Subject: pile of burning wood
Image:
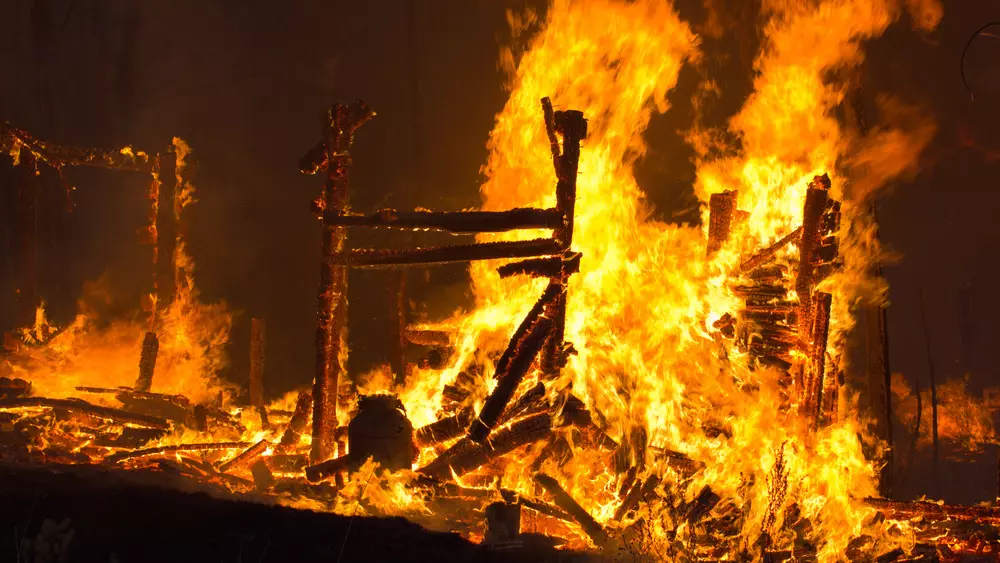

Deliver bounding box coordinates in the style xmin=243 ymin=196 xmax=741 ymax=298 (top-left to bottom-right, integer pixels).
xmin=1 ymin=103 xmax=999 ymax=562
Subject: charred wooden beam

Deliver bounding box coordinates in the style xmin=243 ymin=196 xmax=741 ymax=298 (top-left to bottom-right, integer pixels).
xmin=551 ymin=106 xmax=586 ymax=251
xmin=414 ymin=409 xmax=475 ymax=447
xmin=795 ymin=175 xmax=830 ymax=333
xmin=534 ymin=473 xmax=608 ymax=546
xmin=306 ymin=100 xmax=375 ymax=463
xmin=219 ymin=439 xmax=270 ymax=473
xmin=685 ymin=485 xmax=721 ymax=524
xmin=498 ymin=381 xmax=547 ymax=426
xmin=388 ymin=271 xmax=408 ymax=386
xmin=0 ymin=397 xmax=169 ymax=429
xmin=134 ymin=331 xmax=159 ymax=392
xmin=419 ymin=412 xmax=552 ymax=480
xmin=541 ymin=97 xmax=561 ymax=162
xmin=106 ymin=441 xmax=249 ymax=463
xmin=333 ymin=238 xmax=562 ymax=269
xmin=707 ymin=190 xmax=738 ymax=255
xmin=1 ymin=121 xmax=153 ymax=172
xmin=613 ymin=474 xmax=661 ymax=522
xmin=278 ymin=390 xmax=312 ymax=452
xmin=865 ymin=497 xmax=1000 ymax=523
xmin=248 ymin=318 xmax=268 ymax=427
xmin=304 ymin=453 xmax=351 ymax=482
xmin=468 ymin=281 xmax=560 ymax=443
xmin=496 ymin=252 xmax=581 ymax=280
xmin=740 ymin=227 xmax=802 ymax=272
xmin=802 ymin=292 xmax=832 ymax=426
xmin=403 ymin=329 xmax=450 ymax=347
xmin=323 ymin=207 xmax=562 ymax=233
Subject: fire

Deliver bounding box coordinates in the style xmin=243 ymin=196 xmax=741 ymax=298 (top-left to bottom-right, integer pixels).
xmin=397 ymin=0 xmax=941 ymax=556
xmin=892 ymin=373 xmax=999 ymax=455
xmin=1 ymin=0 xmax=968 ymax=559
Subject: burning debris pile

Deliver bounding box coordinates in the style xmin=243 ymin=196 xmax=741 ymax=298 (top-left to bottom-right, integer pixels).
xmin=2 ymin=0 xmax=999 ymax=561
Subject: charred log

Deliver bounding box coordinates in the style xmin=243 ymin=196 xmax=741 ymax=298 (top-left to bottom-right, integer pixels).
xmin=795 ymin=175 xmax=830 ymax=334
xmin=219 ymin=439 xmax=270 ymax=473
xmin=740 ymin=227 xmax=802 ymax=272
xmin=484 ymin=502 xmax=521 ymax=545
xmin=534 ymin=473 xmax=608 ymax=546
xmin=133 ymin=331 xmax=160 ymax=393
xmin=707 ymin=190 xmax=738 ymax=255
xmin=307 ymin=101 xmax=374 ymax=463
xmin=278 ymin=390 xmax=312 ymax=452
xmin=496 ymin=252 xmax=581 ymax=280
xmin=414 ymin=408 xmax=475 ymax=448
xmin=106 ymin=441 xmax=249 ymax=464
xmin=249 ymin=318 xmax=268 ymax=427
xmin=323 ymin=207 xmax=562 ymax=233
xmin=419 ymin=412 xmax=552 ymax=480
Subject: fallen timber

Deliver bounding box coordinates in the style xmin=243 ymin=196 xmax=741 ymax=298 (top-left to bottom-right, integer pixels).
xmin=332 ymin=238 xmax=563 ymax=268
xmin=0 ymin=397 xmax=170 ymax=430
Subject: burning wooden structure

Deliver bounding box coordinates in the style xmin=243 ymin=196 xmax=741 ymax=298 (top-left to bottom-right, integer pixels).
xmin=0 ymin=102 xmax=998 ymax=562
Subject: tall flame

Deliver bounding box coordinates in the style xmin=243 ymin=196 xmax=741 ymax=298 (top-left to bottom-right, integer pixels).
xmin=403 ymin=0 xmax=942 ymax=557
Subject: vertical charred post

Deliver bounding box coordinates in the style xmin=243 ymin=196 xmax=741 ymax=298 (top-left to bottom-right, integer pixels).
xmin=249 ymin=318 xmax=268 ymax=427
xmin=706 ymin=190 xmax=738 ymax=255
xmin=302 ymin=101 xmax=375 ymax=463
xmin=154 ymin=151 xmax=177 ymax=313
xmin=278 ymin=390 xmax=313 ymax=453
xmin=134 ymin=331 xmax=159 ymax=392
xmin=14 ymin=151 xmax=38 ymax=329
xmin=795 ymin=175 xmax=830 ymax=334
xmin=388 ymin=270 xmax=408 ymax=387
xmin=541 ymin=100 xmax=587 ymax=377
xmin=802 ymin=292 xmax=832 ymax=427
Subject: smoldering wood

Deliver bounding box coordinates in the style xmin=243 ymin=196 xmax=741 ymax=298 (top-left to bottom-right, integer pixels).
xmin=250 ymin=459 xmax=275 ymax=492
xmin=332 ymin=238 xmax=562 ymax=269
xmin=0 ymin=397 xmax=170 ymax=429
xmin=134 ymin=331 xmax=159 ymax=392
xmin=496 ymin=252 xmax=581 ymax=280
xmin=414 ymin=408 xmax=474 ymax=447
xmin=0 ymin=377 xmax=31 ymax=399
xmin=154 ymin=152 xmax=178 ymax=309
xmin=323 ymin=207 xmax=563 ymax=233
xmin=541 ymin=97 xmax=561 ymax=161
xmin=740 ymin=227 xmax=802 ymax=272
xmin=219 ymin=439 xmax=270 ymax=473
xmin=707 ymin=190 xmax=738 ymax=255
xmin=498 ymin=381 xmax=547 ymax=426
xmin=865 ymin=497 xmax=1000 ymax=523
xmin=304 ymin=453 xmax=351 ymax=482
xmin=614 ymin=474 xmax=660 ymax=522
xmin=249 ymin=318 xmax=268 ymax=427
xmin=794 ymin=175 xmax=830 ymax=334
xmin=388 ymin=270 xmax=408 ymax=386
xmin=552 ymin=108 xmax=586 ymax=250
xmin=403 ymin=329 xmax=450 ymax=347
xmin=278 ymin=390 xmax=312 ymax=452
xmin=685 ymin=485 xmax=722 ymax=524
xmin=0 ymin=121 xmax=153 ymax=172
xmin=468 ymin=309 xmax=555 ymax=443
xmin=533 ymin=473 xmax=608 ymax=546
xmin=105 ymin=441 xmax=249 ymax=463
xmin=802 ymin=292 xmax=832 ymax=426
xmin=307 ymin=101 xmax=375 ymax=464
xmin=419 ymin=412 xmax=553 ymax=480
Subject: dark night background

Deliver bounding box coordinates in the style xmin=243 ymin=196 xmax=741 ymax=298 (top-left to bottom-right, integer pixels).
xmin=1 ymin=1 xmax=999 ymax=504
